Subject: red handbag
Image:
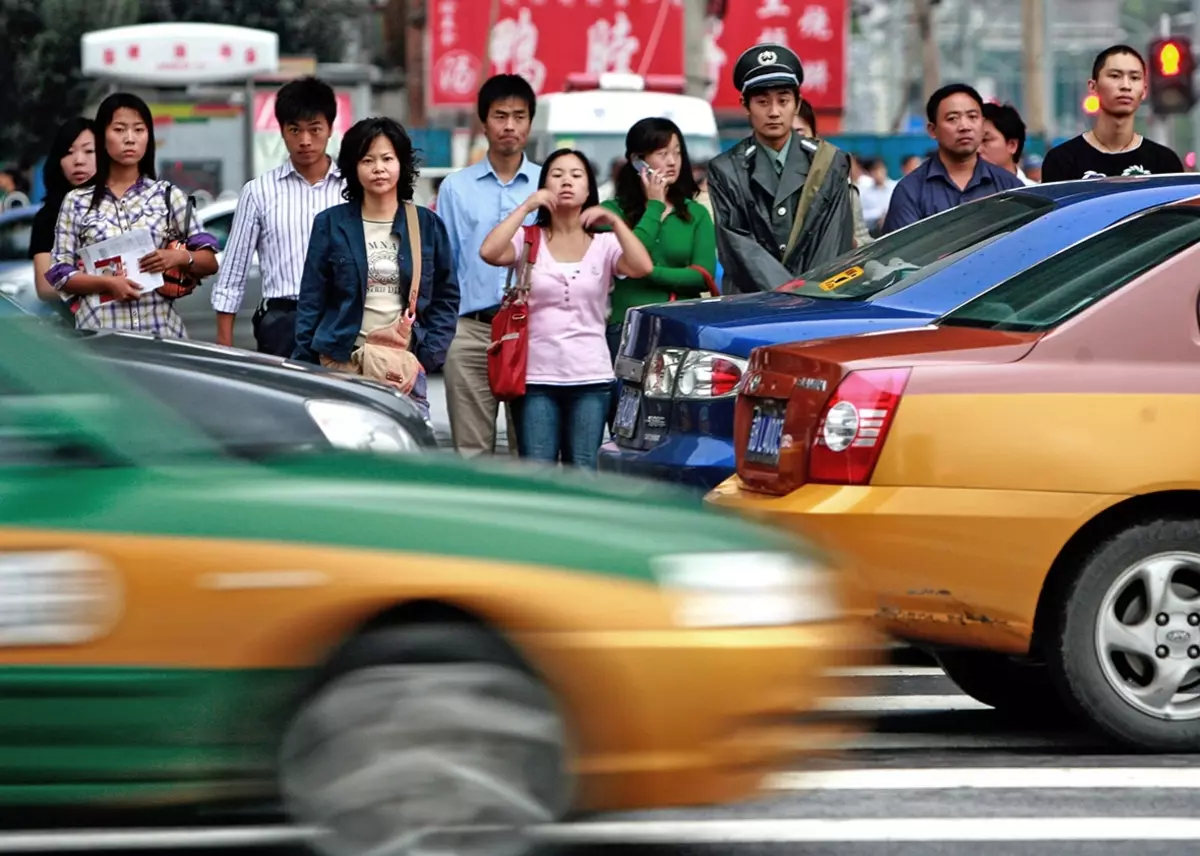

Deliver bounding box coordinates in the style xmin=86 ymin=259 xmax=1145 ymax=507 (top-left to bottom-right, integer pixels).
xmin=668 ymin=264 xmax=720 ymax=301
xmin=487 ymin=226 xmax=541 ymax=401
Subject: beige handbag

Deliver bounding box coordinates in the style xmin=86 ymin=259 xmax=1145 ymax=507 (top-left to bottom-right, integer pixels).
xmin=320 ymin=202 xmax=424 ymax=393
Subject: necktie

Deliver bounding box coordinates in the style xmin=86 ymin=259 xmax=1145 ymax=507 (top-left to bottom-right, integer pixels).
xmin=775 ymin=158 xmax=784 ymax=176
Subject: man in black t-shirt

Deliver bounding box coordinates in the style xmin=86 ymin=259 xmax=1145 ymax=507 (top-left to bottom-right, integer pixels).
xmin=1042 ymin=44 xmax=1183 ymax=182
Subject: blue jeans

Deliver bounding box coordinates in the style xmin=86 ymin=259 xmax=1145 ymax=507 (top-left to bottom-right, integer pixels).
xmin=513 ymin=382 xmax=614 ymax=469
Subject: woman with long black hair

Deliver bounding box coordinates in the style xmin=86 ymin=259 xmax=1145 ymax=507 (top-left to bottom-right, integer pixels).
xmin=599 ymin=117 xmax=716 ymax=360
xmin=47 ymin=92 xmax=219 ymax=336
xmin=29 ymin=117 xmax=96 ymax=308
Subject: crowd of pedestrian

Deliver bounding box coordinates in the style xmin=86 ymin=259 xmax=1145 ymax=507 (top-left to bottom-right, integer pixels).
xmin=20 ymin=40 xmax=1188 ymax=471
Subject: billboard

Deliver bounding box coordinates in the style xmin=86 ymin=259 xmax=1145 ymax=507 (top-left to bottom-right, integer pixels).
xmin=427 ymin=0 xmax=846 ymax=113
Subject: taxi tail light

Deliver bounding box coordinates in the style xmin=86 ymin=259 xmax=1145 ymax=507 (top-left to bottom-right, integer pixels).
xmin=676 ymin=350 xmax=748 ymax=399
xmin=808 ymin=368 xmax=910 ymax=485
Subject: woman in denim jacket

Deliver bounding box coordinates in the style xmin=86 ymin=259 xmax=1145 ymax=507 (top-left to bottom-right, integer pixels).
xmin=292 ymin=117 xmax=460 ymax=415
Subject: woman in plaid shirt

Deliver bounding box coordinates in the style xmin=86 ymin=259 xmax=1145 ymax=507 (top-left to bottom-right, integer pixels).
xmin=47 ymin=92 xmax=219 ymax=337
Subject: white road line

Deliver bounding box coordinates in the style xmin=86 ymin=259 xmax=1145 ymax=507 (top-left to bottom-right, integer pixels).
xmin=533 ymin=817 xmax=1200 ymax=844
xmin=825 ymin=666 xmax=945 ymax=678
xmin=0 ymin=827 xmax=319 ymax=851
xmin=821 ymin=694 xmax=991 ymax=712
xmin=836 ymin=731 xmax=1094 ymax=751
xmin=766 ymin=767 xmax=1200 ymax=791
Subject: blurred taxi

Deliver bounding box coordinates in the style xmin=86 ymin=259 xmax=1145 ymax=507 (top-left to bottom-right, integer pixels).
xmin=0 ymin=313 xmax=865 ymax=854
xmin=709 ymin=197 xmax=1200 ymax=752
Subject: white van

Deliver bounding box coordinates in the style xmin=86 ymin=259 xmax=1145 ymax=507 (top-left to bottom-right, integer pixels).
xmin=529 ymin=73 xmax=721 ymax=178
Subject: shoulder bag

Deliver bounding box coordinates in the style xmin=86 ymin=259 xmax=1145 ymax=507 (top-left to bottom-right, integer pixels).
xmin=347 ymin=202 xmax=426 ymax=394
xmin=668 ymin=265 xmax=720 ymax=301
xmin=159 ymin=185 xmax=201 ymax=300
xmin=487 ymin=226 xmax=541 ymax=402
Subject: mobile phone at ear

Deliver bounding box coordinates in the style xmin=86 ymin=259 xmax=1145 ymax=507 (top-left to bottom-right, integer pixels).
xmin=631 ymin=157 xmax=651 ymax=176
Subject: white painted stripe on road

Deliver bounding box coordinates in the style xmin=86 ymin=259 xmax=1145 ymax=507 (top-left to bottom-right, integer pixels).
xmin=0 ymin=826 xmax=320 ymax=851
xmin=821 ymin=694 xmax=991 ymax=712
xmin=836 ymin=731 xmax=1093 ymax=751
xmin=534 ymin=817 xmax=1200 ymax=844
xmin=825 ymin=666 xmax=945 ymax=677
xmin=766 ymin=767 xmax=1200 ymax=791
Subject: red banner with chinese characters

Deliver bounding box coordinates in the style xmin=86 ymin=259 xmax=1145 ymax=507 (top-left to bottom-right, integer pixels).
xmin=426 ymin=0 xmax=846 ymax=115
xmin=707 ymin=0 xmax=848 ymax=113
xmin=427 ymin=0 xmax=685 ymax=109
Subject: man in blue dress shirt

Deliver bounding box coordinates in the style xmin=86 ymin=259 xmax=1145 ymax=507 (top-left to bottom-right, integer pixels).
xmin=436 ymin=74 xmax=541 ymax=457
xmin=882 ymin=83 xmax=1025 ymax=234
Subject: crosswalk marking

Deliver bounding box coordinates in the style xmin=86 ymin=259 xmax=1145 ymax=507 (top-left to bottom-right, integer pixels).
xmin=835 ymin=731 xmax=1096 ymax=751
xmin=766 ymin=767 xmax=1200 ymax=791
xmin=821 ymin=694 xmax=991 ymax=712
xmin=825 ymin=666 xmax=945 ymax=677
xmin=533 ymin=817 xmax=1200 ymax=844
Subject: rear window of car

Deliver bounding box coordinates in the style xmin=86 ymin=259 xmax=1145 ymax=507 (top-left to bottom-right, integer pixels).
xmin=939 ymin=207 xmax=1200 ymax=333
xmin=778 ymin=192 xmax=1054 ymax=301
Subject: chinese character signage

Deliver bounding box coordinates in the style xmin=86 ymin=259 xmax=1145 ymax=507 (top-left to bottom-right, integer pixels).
xmin=426 ymin=0 xmax=846 ymax=114
xmin=427 ymin=0 xmax=685 ymax=109
xmin=706 ymin=0 xmax=847 ymax=112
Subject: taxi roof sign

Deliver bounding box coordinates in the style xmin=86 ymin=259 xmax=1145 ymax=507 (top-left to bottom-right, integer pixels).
xmin=82 ymin=23 xmax=278 ymax=85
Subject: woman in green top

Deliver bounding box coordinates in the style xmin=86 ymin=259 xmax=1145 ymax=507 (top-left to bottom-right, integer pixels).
xmin=600 ymin=117 xmax=717 ymax=360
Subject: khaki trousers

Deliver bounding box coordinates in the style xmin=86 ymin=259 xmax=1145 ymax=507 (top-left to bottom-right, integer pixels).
xmin=444 ymin=316 xmax=517 ymax=457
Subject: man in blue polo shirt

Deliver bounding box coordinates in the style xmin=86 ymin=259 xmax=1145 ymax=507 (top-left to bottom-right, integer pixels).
xmin=436 ymin=74 xmax=540 ymax=457
xmin=882 ymin=83 xmax=1024 ymax=234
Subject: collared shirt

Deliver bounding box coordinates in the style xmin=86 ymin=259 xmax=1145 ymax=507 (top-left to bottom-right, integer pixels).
xmin=764 ymin=133 xmax=793 ymax=174
xmin=210 ymin=158 xmax=345 ymax=314
xmin=436 ymin=153 xmax=541 ymax=315
xmin=881 ymin=154 xmax=1025 ymax=234
xmin=48 ymin=176 xmax=220 ymax=336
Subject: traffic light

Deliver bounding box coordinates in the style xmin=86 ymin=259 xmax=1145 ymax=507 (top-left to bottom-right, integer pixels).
xmin=1148 ymin=37 xmax=1196 ymax=115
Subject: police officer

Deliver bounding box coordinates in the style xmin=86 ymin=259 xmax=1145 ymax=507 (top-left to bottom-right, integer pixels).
xmin=707 ymin=44 xmax=856 ymax=293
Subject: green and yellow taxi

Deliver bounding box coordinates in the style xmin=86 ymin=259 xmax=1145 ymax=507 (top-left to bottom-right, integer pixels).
xmin=0 ymin=315 xmax=867 ymax=854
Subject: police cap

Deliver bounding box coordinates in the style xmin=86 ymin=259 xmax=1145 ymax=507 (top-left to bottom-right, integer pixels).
xmin=733 ymin=43 xmax=804 ymax=96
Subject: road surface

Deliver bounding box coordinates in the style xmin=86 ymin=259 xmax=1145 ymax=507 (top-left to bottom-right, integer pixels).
xmin=14 ymin=662 xmax=1200 ymax=854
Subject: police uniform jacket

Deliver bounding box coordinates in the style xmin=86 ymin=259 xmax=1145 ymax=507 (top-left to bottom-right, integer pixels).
xmin=707 ymin=134 xmax=856 ymax=294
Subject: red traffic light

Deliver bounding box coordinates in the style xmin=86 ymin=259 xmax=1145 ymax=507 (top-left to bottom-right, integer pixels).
xmin=1159 ymin=41 xmax=1183 ymax=76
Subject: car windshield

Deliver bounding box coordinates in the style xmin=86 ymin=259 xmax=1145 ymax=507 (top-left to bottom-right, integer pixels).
xmin=778 ymin=192 xmax=1054 ymax=301
xmin=940 ymin=206 xmax=1200 ymax=332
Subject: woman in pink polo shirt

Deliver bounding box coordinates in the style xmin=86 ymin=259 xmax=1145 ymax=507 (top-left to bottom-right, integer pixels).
xmin=480 ymin=148 xmax=652 ymax=468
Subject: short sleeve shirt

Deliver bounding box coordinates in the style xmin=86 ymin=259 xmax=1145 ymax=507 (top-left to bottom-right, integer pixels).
xmin=1040 ymin=135 xmax=1184 ymax=182
xmin=510 ymin=227 xmax=621 ymax=386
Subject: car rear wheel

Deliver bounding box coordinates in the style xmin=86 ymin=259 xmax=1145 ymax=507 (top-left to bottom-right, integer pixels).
xmin=933 ymin=649 xmax=1059 ymax=715
xmin=1051 ymin=520 xmax=1200 ymax=751
xmin=279 ymin=624 xmax=572 ymax=856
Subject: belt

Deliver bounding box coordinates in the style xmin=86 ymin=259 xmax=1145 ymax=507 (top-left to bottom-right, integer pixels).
xmin=463 ymin=306 xmax=500 ymax=324
xmin=260 ymin=297 xmax=299 ymax=312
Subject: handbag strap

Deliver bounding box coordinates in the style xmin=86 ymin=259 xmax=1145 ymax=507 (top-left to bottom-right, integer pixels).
xmin=163 ymin=183 xmax=196 ymax=244
xmin=782 ymin=139 xmax=839 ymax=261
xmin=503 ymin=226 xmax=541 ymax=295
xmin=403 ymin=201 xmax=422 ymax=317
xmin=687 ymin=264 xmax=719 ymax=296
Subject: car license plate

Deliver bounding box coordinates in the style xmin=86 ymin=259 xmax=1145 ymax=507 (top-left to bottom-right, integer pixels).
xmin=614 ymin=385 xmax=642 ymax=439
xmin=746 ymin=404 xmax=785 ymax=466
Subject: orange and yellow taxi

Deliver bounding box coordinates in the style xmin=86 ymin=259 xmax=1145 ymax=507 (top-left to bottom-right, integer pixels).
xmin=709 ymin=196 xmax=1200 ymax=751
xmin=0 ymin=312 xmax=867 ymax=854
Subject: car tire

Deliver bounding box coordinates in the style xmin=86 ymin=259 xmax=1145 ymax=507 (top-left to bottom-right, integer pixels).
xmin=934 ymin=648 xmax=1061 ymax=716
xmin=279 ymin=623 xmax=572 ymax=856
xmin=1049 ymin=519 xmax=1200 ymax=751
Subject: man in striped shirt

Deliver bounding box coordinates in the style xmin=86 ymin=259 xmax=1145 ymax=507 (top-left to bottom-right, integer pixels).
xmin=211 ymin=76 xmax=346 ymax=356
